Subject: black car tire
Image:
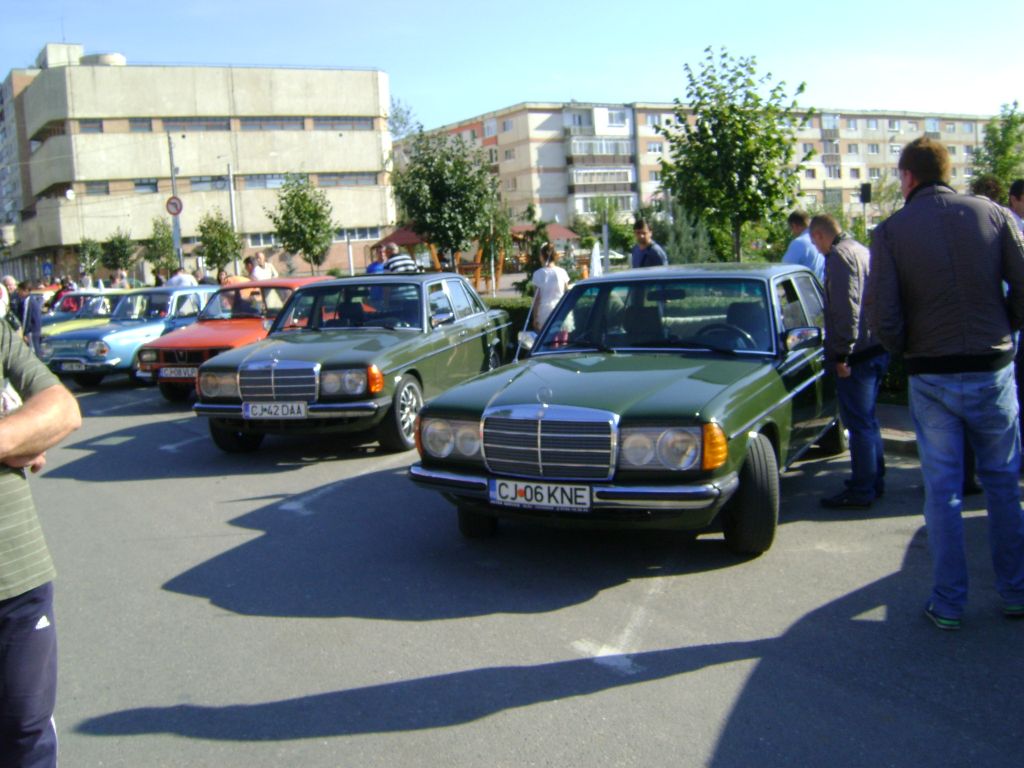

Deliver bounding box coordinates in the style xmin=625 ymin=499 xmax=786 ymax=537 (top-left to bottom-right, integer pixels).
xmin=72 ymin=373 xmax=105 ymax=388
xmin=486 ymin=345 xmax=501 ymax=372
xmin=377 ymin=377 xmax=423 ymax=452
xmin=457 ymin=505 xmax=498 ymax=538
xmin=818 ymin=417 xmax=849 ymax=456
xmin=208 ymin=419 xmax=265 ymax=453
xmin=158 ymin=382 xmax=192 ymax=403
xmin=722 ymin=433 xmax=779 ymax=556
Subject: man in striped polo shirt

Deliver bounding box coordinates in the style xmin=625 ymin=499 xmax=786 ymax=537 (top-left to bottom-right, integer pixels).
xmin=0 ymin=319 xmax=81 ymax=766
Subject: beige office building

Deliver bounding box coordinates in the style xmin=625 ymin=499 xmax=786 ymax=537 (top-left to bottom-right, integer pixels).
xmin=0 ymin=43 xmax=395 ymax=279
xmin=433 ymin=101 xmax=990 ymax=230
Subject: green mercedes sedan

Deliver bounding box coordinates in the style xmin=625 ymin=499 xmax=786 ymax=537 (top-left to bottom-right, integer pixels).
xmin=409 ymin=264 xmax=843 ymax=555
xmin=193 ymin=273 xmax=511 ymax=453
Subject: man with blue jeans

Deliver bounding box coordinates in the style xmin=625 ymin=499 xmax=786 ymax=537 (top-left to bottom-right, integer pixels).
xmin=811 ymin=214 xmax=888 ymax=508
xmin=870 ymin=137 xmax=1024 ymax=631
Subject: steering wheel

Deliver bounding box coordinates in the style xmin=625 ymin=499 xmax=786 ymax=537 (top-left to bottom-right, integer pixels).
xmin=696 ymin=322 xmax=758 ymax=350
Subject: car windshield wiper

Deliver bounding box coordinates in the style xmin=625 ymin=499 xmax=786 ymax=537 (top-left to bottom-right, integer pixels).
xmin=538 ymin=337 xmax=617 ymax=354
xmin=669 ymin=338 xmax=745 ymax=355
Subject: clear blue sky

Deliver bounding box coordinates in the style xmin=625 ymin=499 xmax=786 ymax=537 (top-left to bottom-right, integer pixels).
xmin=3 ymin=0 xmax=1021 ymax=128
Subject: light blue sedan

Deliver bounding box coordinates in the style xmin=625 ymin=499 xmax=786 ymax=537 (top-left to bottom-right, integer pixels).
xmin=40 ymin=285 xmax=218 ymax=387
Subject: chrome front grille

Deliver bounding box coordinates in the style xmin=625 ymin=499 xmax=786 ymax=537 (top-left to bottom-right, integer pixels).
xmin=160 ymin=348 xmax=228 ymax=365
xmin=239 ymin=360 xmax=319 ymax=401
xmin=482 ymin=405 xmax=616 ymax=480
xmin=49 ymin=339 xmax=89 ymax=355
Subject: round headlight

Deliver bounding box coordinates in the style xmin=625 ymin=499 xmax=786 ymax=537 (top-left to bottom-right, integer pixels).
xmin=199 ymin=371 xmax=223 ymax=398
xmin=39 ymin=340 xmax=53 ymax=360
xmin=139 ymin=349 xmax=157 ymax=363
xmin=454 ymin=424 xmax=481 ymax=457
xmin=87 ymin=340 xmax=110 ymax=357
xmin=320 ymin=371 xmax=343 ymax=395
xmin=657 ymin=429 xmax=700 ymax=470
xmin=422 ymin=419 xmax=454 ymax=458
xmin=622 ymin=432 xmax=656 ymax=466
xmin=340 ymin=369 xmax=367 ymax=396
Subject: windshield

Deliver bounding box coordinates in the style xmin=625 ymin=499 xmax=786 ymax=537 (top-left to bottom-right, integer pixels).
xmin=201 ymin=285 xmax=294 ymax=320
xmin=273 ymin=282 xmax=422 ymax=332
xmin=110 ymin=292 xmax=173 ymax=321
xmin=54 ymin=294 xmax=85 ymax=313
xmin=78 ymin=295 xmax=117 ymax=318
xmin=535 ymin=277 xmax=774 ymax=354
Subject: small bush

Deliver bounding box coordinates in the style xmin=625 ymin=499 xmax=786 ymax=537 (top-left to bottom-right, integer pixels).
xmin=485 ymin=296 xmax=532 ymax=334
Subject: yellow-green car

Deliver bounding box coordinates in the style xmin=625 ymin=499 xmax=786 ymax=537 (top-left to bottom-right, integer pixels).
xmin=42 ymin=290 xmax=129 ymax=337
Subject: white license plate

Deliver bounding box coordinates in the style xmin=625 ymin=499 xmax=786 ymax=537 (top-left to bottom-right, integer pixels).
xmin=243 ymin=401 xmax=307 ymax=419
xmin=160 ymin=366 xmax=198 ymax=379
xmin=489 ymin=478 xmax=591 ymax=512
xmin=59 ymin=361 xmax=85 ymax=372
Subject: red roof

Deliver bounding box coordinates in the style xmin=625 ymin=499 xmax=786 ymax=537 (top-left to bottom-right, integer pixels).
xmin=510 ymin=223 xmax=580 ymax=240
xmin=375 ymin=226 xmax=425 ymax=248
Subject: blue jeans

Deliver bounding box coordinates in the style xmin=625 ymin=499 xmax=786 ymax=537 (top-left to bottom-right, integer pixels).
xmin=909 ymin=364 xmax=1024 ymax=618
xmin=836 ymin=352 xmax=889 ymax=499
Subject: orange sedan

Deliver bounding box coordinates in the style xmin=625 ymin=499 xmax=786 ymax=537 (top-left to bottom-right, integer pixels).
xmin=136 ymin=277 xmax=328 ymax=402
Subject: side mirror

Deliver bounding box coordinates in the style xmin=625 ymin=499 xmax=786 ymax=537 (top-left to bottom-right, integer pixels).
xmin=431 ymin=311 xmax=455 ymax=328
xmin=784 ymin=327 xmax=822 ymax=352
xmin=517 ymin=330 xmax=537 ymax=351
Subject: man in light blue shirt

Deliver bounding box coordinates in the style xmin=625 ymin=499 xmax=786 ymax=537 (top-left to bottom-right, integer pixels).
xmin=782 ymin=210 xmax=825 ymax=283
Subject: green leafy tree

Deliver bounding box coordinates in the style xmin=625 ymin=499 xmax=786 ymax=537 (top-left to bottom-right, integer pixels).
xmin=141 ymin=217 xmax=178 ymax=279
xmin=197 ymin=209 xmax=243 ymax=274
xmin=78 ymin=237 xmax=103 ymax=278
xmin=101 ymin=228 xmax=137 ymax=273
xmin=389 ymin=97 xmax=421 ymax=142
xmin=872 ymin=173 xmax=904 ymax=221
xmin=972 ymin=101 xmax=1024 ymax=192
xmin=392 ymin=131 xmax=498 ymax=258
xmin=266 ymin=175 xmax=336 ymax=274
xmin=658 ymin=46 xmax=812 ymax=261
xmin=640 ymin=201 xmax=715 ymax=263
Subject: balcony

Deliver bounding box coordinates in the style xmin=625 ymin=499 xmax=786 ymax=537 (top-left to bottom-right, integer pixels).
xmin=821 ymin=128 xmax=839 ymax=140
xmin=567 ymin=182 xmax=636 ymax=195
xmin=564 ymin=126 xmax=596 ymax=137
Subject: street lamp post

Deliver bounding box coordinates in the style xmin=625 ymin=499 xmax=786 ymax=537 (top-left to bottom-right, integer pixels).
xmin=166 ymin=132 xmax=184 ymax=270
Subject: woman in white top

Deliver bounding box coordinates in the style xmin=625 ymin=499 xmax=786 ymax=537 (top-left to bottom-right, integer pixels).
xmin=530 ymin=243 xmax=571 ymax=331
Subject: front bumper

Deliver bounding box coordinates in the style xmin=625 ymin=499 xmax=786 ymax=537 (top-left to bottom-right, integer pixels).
xmin=409 ymin=463 xmax=740 ymax=527
xmin=47 ymin=356 xmax=124 ymax=374
xmin=194 ymin=397 xmax=391 ymax=420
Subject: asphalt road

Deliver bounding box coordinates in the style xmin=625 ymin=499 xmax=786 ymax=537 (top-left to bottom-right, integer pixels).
xmin=29 ymin=378 xmax=1022 ymax=767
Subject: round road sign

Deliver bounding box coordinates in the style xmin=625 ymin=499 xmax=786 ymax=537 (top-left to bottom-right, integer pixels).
xmin=165 ymin=196 xmax=183 ymax=216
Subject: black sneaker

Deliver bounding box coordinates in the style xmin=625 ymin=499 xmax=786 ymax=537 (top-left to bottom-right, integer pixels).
xmin=845 ymin=479 xmax=884 ymax=498
xmin=1003 ymin=604 xmax=1024 ymax=619
xmin=820 ymin=490 xmax=873 ymax=509
xmin=925 ymin=604 xmax=962 ymax=631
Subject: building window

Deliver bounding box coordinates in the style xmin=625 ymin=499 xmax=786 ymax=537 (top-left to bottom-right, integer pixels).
xmin=945 ymin=123 xmax=956 ymax=133
xmin=850 ymin=168 xmax=861 ymax=180
xmin=313 ymin=116 xmax=373 ymax=131
xmin=572 ymin=168 xmax=633 ymax=185
xmin=964 ymin=145 xmax=975 ymax=156
xmin=866 ymin=119 xmax=879 ymax=130
xmin=85 ymin=181 xmax=109 ymax=195
xmin=647 ymin=141 xmax=663 ymax=154
xmin=964 ymin=168 xmax=973 ymax=178
xmin=847 ymin=143 xmax=859 ymax=155
xmin=240 ymin=116 xmax=304 ymax=131
xmin=645 ymin=114 xmax=659 ymax=127
xmin=802 ymin=142 xmax=815 ymax=154
xmin=821 ymin=114 xmax=839 ymax=130
xmin=846 ymin=118 xmax=858 ymax=130
xmin=826 ymin=165 xmax=841 ymax=179
xmin=501 ymin=118 xmax=513 ymax=133
xmin=248 ymin=233 xmax=278 ymax=247
xmin=190 ymin=176 xmax=228 ymax=192
xmin=334 ymin=226 xmax=382 ymax=242
xmin=869 ymin=168 xmax=881 ymax=180
xmin=888 ymin=119 xmax=900 ymax=131
xmin=244 ymin=174 xmax=288 ymax=189
xmin=805 ymin=169 xmax=817 ymax=180
xmin=505 ymin=177 xmax=517 ymax=192
xmin=503 ymin=148 xmax=515 ymax=161
xmin=129 ymin=118 xmax=152 ymax=133
xmin=163 ymin=117 xmax=229 ymax=132
xmin=134 ymin=179 xmax=158 ymax=194
xmin=79 ymin=119 xmax=103 ymax=134
xmin=948 ymin=145 xmax=957 ymax=156
xmin=318 ymin=172 xmax=376 ymax=187
xmin=925 ymin=118 xmax=940 ymax=132
xmin=889 ymin=143 xmax=902 ymax=155
xmin=607 ymin=110 xmax=627 ymax=127
xmin=891 ymin=168 xmax=900 ymax=178
xmin=906 ymin=121 xmax=918 ymax=132
xmin=951 ymin=168 xmax=958 ymax=177
xmin=823 ymin=140 xmax=839 ymax=154
xmin=649 ymin=170 xmax=661 ymax=182
xmin=487 ymin=148 xmax=498 ymax=163
xmin=483 ymin=119 xmax=497 ymax=137
xmin=868 ymin=143 xmax=880 ymax=155
xmin=962 ymin=122 xmax=974 ymax=133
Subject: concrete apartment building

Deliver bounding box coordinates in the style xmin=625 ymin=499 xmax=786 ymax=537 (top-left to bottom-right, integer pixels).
xmin=433 ymin=101 xmax=989 ymax=229
xmin=0 ymin=43 xmax=395 ymax=279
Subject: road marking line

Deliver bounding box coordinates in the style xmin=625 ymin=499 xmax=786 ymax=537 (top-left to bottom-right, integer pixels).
xmin=572 ymin=576 xmax=667 ymax=676
xmin=278 ymin=453 xmax=413 ymax=515
xmin=570 ymin=640 xmax=639 ymax=675
xmin=159 ymin=435 xmax=208 ymax=453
